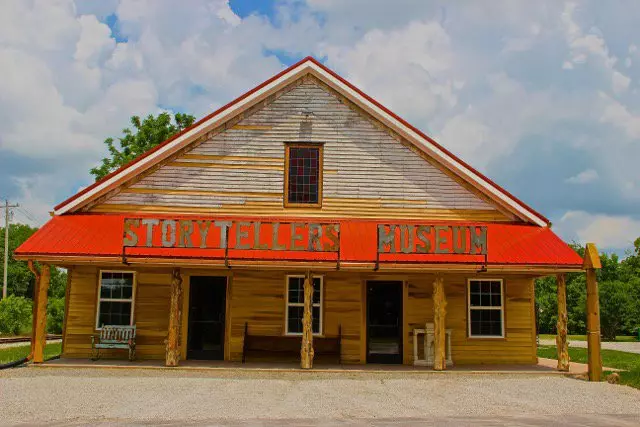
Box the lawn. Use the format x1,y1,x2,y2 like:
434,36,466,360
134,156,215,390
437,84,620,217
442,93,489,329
0,342,62,365
538,345,640,389
538,334,637,342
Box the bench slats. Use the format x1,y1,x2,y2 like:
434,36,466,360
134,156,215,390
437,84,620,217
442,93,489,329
242,322,341,364
92,325,137,361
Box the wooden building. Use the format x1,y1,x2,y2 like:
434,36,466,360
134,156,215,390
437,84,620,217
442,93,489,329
16,57,601,374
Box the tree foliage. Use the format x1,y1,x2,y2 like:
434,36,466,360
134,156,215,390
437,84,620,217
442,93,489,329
90,112,196,181
536,242,640,339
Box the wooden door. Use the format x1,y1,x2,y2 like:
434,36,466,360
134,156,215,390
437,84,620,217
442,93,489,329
366,281,403,364
187,276,226,360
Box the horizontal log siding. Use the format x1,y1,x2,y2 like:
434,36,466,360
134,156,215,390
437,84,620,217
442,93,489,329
229,270,363,364
95,81,504,220
405,274,536,365
61,266,535,365
63,266,172,360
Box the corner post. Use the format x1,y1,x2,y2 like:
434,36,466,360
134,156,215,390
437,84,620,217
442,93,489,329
556,273,570,371
433,276,447,371
583,243,602,381
166,268,183,367
300,270,315,369
33,263,51,363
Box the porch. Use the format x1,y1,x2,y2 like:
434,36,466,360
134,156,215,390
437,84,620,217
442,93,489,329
33,356,590,376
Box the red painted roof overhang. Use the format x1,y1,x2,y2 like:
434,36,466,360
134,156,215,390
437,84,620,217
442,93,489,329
15,214,582,269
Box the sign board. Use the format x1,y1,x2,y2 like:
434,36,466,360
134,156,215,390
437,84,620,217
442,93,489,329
123,219,340,252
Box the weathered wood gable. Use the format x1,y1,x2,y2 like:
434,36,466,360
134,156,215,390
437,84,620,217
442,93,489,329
90,76,511,221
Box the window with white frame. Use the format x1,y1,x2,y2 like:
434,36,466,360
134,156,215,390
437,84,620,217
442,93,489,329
96,271,135,329
286,275,322,335
468,279,504,337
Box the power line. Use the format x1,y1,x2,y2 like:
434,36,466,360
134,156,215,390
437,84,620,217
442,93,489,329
3,200,19,300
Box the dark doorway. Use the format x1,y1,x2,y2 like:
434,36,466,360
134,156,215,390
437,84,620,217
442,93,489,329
187,276,227,360
367,281,403,364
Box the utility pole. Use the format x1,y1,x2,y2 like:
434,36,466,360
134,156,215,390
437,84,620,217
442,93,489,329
3,200,19,300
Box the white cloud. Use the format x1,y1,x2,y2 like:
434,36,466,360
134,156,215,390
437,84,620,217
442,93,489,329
557,211,640,250
0,0,638,258
566,169,599,184
612,70,631,94
600,93,640,139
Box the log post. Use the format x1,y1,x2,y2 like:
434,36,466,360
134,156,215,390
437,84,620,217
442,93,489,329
583,243,602,381
165,268,183,367
433,276,447,371
32,263,50,363
300,270,315,369
556,273,570,371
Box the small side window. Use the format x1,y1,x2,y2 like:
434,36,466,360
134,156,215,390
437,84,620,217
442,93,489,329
285,144,323,207
468,279,504,338
96,271,135,329
285,275,322,335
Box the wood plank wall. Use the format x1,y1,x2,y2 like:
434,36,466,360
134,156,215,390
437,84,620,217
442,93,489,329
62,266,536,365
63,265,172,360
91,79,507,221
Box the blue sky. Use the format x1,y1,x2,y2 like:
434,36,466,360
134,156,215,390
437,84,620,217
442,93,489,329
0,0,639,255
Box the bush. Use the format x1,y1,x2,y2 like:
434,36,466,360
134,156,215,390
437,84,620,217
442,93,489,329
0,295,32,335
46,297,65,334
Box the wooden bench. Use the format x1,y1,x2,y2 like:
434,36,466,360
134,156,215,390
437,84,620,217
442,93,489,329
242,322,341,364
91,325,136,361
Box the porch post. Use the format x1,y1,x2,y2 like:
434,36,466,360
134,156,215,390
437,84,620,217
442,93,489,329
583,243,602,381
300,270,315,369
433,276,447,371
556,273,570,371
32,263,50,363
166,268,183,367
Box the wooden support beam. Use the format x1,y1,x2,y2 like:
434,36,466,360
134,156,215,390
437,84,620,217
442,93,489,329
165,268,183,367
300,270,315,369
583,243,602,382
32,264,50,363
556,273,569,371
433,276,447,371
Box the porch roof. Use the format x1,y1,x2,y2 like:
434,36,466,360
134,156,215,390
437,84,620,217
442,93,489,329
15,214,583,270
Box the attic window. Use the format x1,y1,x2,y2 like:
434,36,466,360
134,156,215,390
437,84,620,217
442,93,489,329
284,144,323,207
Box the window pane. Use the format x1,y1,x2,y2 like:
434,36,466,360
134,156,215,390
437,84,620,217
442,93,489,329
288,277,304,304
312,306,320,334
100,272,133,300
288,306,304,334
469,280,502,308
313,278,321,304
288,146,320,204
470,308,502,337
98,301,132,327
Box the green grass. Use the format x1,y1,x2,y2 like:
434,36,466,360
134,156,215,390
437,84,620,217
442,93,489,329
538,345,640,389
538,334,637,342
0,342,62,365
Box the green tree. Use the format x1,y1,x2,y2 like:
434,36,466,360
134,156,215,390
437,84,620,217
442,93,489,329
90,112,196,181
0,223,67,299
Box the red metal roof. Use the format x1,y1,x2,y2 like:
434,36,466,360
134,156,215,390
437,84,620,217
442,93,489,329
15,214,582,268
53,57,549,226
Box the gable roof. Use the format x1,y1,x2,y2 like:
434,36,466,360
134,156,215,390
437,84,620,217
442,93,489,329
54,56,549,227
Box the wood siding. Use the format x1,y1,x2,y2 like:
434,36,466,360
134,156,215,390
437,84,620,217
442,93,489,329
62,266,535,365
91,79,508,221
63,266,172,360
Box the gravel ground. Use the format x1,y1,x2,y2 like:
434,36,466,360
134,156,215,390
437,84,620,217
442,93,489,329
1,367,640,426
539,339,640,354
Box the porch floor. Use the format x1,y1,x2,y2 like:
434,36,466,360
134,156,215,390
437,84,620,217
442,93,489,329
31,357,595,376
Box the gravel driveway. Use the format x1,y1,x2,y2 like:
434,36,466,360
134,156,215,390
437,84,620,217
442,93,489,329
1,367,640,426
539,339,640,354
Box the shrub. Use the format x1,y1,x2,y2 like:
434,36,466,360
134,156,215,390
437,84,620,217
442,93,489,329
46,297,65,334
0,295,32,335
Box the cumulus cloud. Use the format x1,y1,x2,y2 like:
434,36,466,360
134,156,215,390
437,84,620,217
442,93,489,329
0,0,638,255
566,169,599,185
557,211,640,251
